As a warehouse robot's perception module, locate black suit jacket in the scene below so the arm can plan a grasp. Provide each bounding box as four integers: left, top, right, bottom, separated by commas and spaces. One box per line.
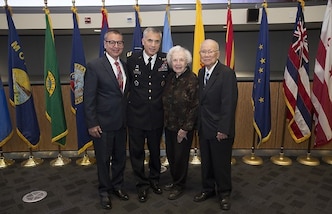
84, 55, 129, 132
198, 61, 238, 139
126, 51, 170, 130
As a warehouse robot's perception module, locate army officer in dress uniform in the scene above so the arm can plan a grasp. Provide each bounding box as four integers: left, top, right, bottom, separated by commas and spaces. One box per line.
126, 27, 170, 203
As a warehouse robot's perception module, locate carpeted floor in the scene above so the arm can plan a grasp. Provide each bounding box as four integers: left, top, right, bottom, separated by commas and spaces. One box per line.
1, 154, 332, 214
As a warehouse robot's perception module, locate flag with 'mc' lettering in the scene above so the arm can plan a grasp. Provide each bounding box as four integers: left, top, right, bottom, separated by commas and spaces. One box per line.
6, 6, 40, 148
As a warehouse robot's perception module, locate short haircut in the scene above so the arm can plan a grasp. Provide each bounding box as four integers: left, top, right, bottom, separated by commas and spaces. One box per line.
104, 29, 123, 40
143, 27, 162, 39
166, 45, 192, 68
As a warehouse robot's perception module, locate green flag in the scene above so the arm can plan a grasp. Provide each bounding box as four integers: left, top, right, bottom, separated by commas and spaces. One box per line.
44, 8, 68, 146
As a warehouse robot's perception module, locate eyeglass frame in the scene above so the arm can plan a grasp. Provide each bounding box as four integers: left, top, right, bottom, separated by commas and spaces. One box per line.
105, 40, 125, 46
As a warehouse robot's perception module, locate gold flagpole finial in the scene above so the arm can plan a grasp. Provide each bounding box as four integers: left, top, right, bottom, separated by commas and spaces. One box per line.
4, 0, 8, 7
102, 0, 105, 8
72, 0, 75, 7
167, 0, 170, 6
262, 0, 268, 8
44, 0, 48, 8
227, 0, 231, 8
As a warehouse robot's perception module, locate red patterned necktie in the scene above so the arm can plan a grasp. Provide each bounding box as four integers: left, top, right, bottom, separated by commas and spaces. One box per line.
114, 61, 123, 92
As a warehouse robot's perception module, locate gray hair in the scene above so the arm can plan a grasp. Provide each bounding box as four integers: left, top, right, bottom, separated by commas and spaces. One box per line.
166, 45, 192, 68
143, 27, 162, 39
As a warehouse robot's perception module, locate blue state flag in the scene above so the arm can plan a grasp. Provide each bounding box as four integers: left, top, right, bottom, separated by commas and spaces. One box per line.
6, 6, 40, 148
252, 5, 271, 146
0, 76, 13, 147
99, 7, 109, 57
162, 9, 173, 53
71, 8, 93, 154
132, 6, 143, 52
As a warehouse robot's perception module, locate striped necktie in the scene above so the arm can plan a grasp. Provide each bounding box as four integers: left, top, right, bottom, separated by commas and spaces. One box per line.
114, 61, 123, 92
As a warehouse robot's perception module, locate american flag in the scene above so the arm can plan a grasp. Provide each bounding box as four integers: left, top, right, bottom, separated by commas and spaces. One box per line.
283, 1, 312, 143
312, 0, 332, 147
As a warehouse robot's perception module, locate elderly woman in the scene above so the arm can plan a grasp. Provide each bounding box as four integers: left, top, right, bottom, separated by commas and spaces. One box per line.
162, 45, 199, 200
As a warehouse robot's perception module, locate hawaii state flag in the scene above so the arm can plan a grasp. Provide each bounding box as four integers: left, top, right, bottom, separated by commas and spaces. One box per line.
312, 0, 332, 147
283, 1, 312, 143
0, 76, 13, 147
252, 4, 271, 146
132, 5, 143, 52
193, 0, 205, 75
44, 7, 68, 146
99, 7, 109, 57
6, 6, 40, 148
71, 6, 93, 154
225, 5, 235, 70
162, 6, 173, 53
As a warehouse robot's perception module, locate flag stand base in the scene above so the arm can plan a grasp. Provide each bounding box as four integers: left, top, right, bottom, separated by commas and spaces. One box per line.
242, 153, 263, 165
231, 157, 236, 165
161, 156, 169, 166
0, 156, 15, 169
50, 154, 71, 167
296, 153, 320, 166
190, 154, 201, 165
76, 154, 95, 166
21, 156, 43, 167
322, 156, 332, 165
270, 152, 292, 166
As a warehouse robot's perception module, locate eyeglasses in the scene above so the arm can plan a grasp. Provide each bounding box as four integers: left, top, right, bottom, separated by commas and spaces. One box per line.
199, 50, 219, 55
105, 40, 124, 47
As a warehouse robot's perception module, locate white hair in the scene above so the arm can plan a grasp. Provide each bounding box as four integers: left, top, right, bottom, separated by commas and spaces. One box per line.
166, 45, 192, 68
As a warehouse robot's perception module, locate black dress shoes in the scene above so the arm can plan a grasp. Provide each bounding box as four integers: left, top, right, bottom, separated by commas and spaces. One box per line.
100, 196, 112, 210
138, 190, 147, 203
113, 189, 129, 201
164, 183, 174, 191
193, 191, 216, 202
168, 188, 184, 200
150, 183, 163, 194
219, 196, 231, 210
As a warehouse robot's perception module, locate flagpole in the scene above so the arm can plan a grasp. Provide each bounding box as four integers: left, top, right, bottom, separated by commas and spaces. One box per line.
270, 86, 292, 166
296, 127, 320, 166
242, 129, 263, 165
21, 148, 43, 167
0, 147, 15, 169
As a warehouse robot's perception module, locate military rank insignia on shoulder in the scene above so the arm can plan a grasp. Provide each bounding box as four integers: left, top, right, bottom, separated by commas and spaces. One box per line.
126, 51, 133, 57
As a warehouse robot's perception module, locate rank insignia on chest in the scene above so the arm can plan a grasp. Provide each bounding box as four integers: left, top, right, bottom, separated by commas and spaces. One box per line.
133, 65, 141, 75
134, 80, 139, 86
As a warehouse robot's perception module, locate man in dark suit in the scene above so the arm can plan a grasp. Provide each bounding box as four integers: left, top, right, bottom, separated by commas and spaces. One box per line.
193, 39, 238, 211
126, 27, 170, 203
84, 30, 129, 210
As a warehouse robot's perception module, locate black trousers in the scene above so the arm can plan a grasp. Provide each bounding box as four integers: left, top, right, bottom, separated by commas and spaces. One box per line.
92, 128, 127, 197
164, 128, 193, 189
199, 133, 233, 198
128, 126, 163, 191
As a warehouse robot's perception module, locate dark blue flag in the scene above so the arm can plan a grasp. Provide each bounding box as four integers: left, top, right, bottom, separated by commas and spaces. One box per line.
0, 76, 13, 147
252, 5, 271, 146
6, 6, 40, 148
99, 7, 109, 57
132, 6, 143, 52
71, 8, 93, 154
